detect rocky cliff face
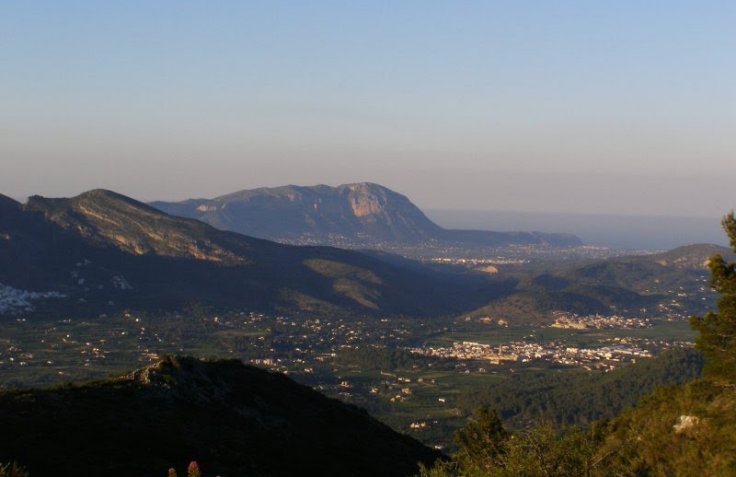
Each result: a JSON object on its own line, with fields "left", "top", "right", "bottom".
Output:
{"left": 152, "top": 182, "right": 581, "bottom": 247}
{"left": 151, "top": 183, "right": 442, "bottom": 245}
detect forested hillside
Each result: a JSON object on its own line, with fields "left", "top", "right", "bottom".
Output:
{"left": 419, "top": 214, "right": 736, "bottom": 476}
{"left": 455, "top": 348, "right": 703, "bottom": 428}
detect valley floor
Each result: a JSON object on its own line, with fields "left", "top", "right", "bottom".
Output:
{"left": 0, "top": 310, "right": 698, "bottom": 450}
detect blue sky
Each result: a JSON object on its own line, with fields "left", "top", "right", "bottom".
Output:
{"left": 1, "top": 1, "right": 734, "bottom": 217}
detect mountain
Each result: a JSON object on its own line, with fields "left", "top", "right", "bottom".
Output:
{"left": 151, "top": 183, "right": 582, "bottom": 248}
{"left": 1, "top": 189, "right": 509, "bottom": 316}
{"left": 469, "top": 244, "right": 728, "bottom": 323}
{"left": 551, "top": 244, "right": 730, "bottom": 309}
{"left": 0, "top": 356, "right": 440, "bottom": 477}
{"left": 2, "top": 188, "right": 718, "bottom": 322}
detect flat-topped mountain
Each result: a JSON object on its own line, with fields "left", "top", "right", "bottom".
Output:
{"left": 0, "top": 356, "right": 440, "bottom": 477}
{"left": 151, "top": 183, "right": 582, "bottom": 247}
{"left": 153, "top": 183, "right": 443, "bottom": 245}
{"left": 1, "top": 189, "right": 507, "bottom": 316}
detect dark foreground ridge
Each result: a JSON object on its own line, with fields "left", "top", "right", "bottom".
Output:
{"left": 0, "top": 356, "right": 440, "bottom": 477}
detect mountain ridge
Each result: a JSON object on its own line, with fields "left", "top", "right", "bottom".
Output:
{"left": 3, "top": 188, "right": 718, "bottom": 322}
{"left": 468, "top": 243, "right": 727, "bottom": 323}
{"left": 1, "top": 188, "right": 509, "bottom": 316}
{"left": 0, "top": 355, "right": 440, "bottom": 477}
{"left": 151, "top": 183, "right": 582, "bottom": 248}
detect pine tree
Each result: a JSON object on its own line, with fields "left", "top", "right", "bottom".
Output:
{"left": 690, "top": 212, "right": 736, "bottom": 383}
{"left": 454, "top": 406, "right": 510, "bottom": 471}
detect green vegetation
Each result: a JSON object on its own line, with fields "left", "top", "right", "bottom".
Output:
{"left": 1, "top": 309, "right": 701, "bottom": 454}
{"left": 455, "top": 348, "right": 703, "bottom": 428}
{"left": 2, "top": 192, "right": 733, "bottom": 475}
{"left": 419, "top": 409, "right": 605, "bottom": 477}
{"left": 324, "top": 344, "right": 702, "bottom": 449}
{"left": 691, "top": 213, "right": 736, "bottom": 382}
{"left": 474, "top": 244, "right": 724, "bottom": 324}
{"left": 420, "top": 213, "right": 736, "bottom": 476}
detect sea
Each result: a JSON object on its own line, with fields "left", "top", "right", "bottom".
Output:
{"left": 426, "top": 209, "right": 729, "bottom": 251}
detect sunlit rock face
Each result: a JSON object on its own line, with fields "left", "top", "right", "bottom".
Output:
{"left": 151, "top": 182, "right": 581, "bottom": 247}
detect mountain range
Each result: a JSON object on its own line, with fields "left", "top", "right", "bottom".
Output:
{"left": 0, "top": 356, "right": 439, "bottom": 477}
{"left": 0, "top": 190, "right": 508, "bottom": 317}
{"left": 0, "top": 188, "right": 726, "bottom": 322}
{"left": 151, "top": 183, "right": 582, "bottom": 248}
{"left": 472, "top": 243, "right": 728, "bottom": 323}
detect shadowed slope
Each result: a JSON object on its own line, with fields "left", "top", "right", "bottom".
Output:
{"left": 0, "top": 189, "right": 510, "bottom": 316}
{"left": 0, "top": 356, "right": 441, "bottom": 477}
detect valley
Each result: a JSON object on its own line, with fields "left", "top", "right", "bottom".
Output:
{"left": 4, "top": 2, "right": 735, "bottom": 473}
{"left": 0, "top": 305, "right": 699, "bottom": 450}
{"left": 0, "top": 185, "right": 729, "bottom": 474}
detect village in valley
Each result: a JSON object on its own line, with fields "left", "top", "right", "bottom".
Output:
{"left": 1, "top": 304, "right": 695, "bottom": 389}
{"left": 0, "top": 246, "right": 705, "bottom": 449}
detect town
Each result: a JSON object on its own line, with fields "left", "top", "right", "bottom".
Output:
{"left": 0, "top": 305, "right": 700, "bottom": 450}
{"left": 549, "top": 312, "right": 652, "bottom": 330}
{"left": 1, "top": 306, "right": 694, "bottom": 389}
{"left": 408, "top": 339, "right": 659, "bottom": 371}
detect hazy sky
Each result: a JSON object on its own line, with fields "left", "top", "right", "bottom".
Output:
{"left": 2, "top": 1, "right": 734, "bottom": 217}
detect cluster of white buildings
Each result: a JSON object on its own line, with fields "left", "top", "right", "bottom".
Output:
{"left": 410, "top": 339, "right": 653, "bottom": 369}
{"left": 0, "top": 282, "right": 66, "bottom": 315}
{"left": 550, "top": 312, "right": 652, "bottom": 330}
{"left": 429, "top": 257, "right": 529, "bottom": 266}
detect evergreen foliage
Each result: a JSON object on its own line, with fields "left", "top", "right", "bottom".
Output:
{"left": 455, "top": 349, "right": 703, "bottom": 427}
{"left": 454, "top": 408, "right": 509, "bottom": 471}
{"left": 691, "top": 212, "right": 736, "bottom": 383}
{"left": 421, "top": 212, "right": 736, "bottom": 476}
{"left": 0, "top": 463, "right": 29, "bottom": 477}
{"left": 419, "top": 408, "right": 604, "bottom": 477}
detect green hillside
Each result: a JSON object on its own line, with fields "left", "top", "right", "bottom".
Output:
{"left": 418, "top": 214, "right": 736, "bottom": 476}
{"left": 472, "top": 244, "right": 726, "bottom": 324}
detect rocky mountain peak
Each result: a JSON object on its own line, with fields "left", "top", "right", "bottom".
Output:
{"left": 151, "top": 182, "right": 581, "bottom": 247}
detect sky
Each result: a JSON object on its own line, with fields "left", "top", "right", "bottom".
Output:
{"left": 1, "top": 1, "right": 735, "bottom": 218}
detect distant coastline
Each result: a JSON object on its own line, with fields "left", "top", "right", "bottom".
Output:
{"left": 426, "top": 209, "right": 727, "bottom": 250}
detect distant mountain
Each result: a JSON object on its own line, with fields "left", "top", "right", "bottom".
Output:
{"left": 151, "top": 183, "right": 582, "bottom": 248}
{"left": 471, "top": 244, "right": 728, "bottom": 323}
{"left": 1, "top": 189, "right": 720, "bottom": 322}
{"left": 0, "top": 189, "right": 508, "bottom": 316}
{"left": 0, "top": 356, "right": 440, "bottom": 477}
{"left": 560, "top": 244, "right": 731, "bottom": 291}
